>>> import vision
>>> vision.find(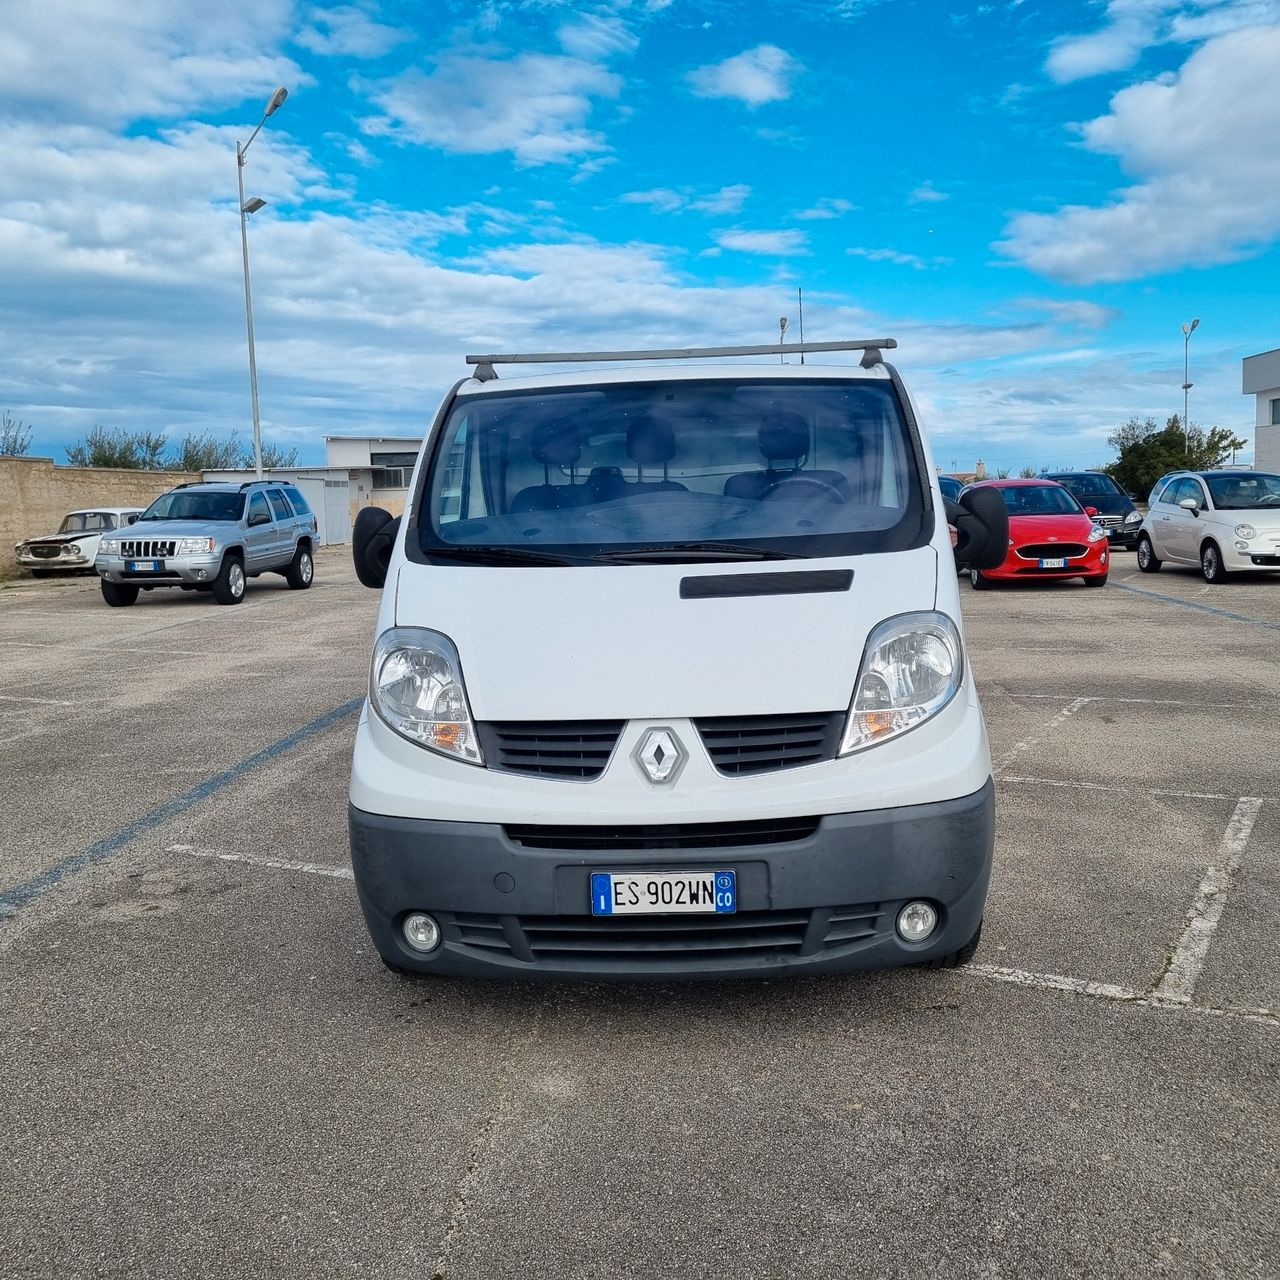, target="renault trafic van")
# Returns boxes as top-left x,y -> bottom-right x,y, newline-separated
348,340 -> 1008,979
